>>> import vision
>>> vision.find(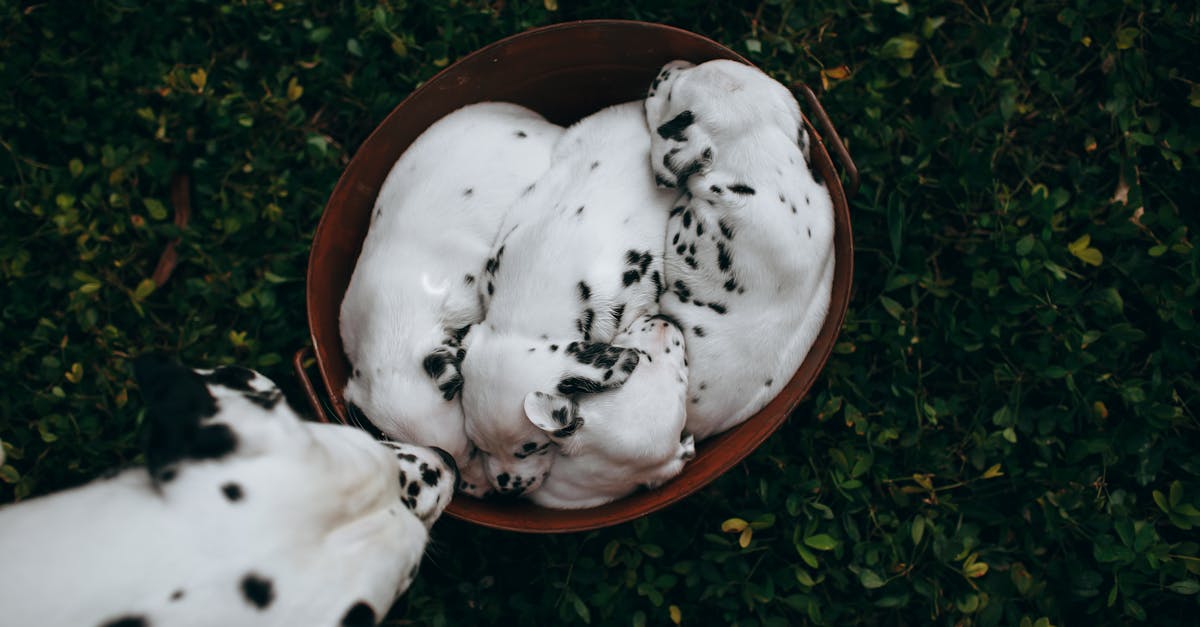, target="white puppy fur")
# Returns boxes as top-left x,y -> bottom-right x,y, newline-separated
645,60 -> 836,441
460,102 -> 676,496
339,102 -> 562,495
0,358 -> 454,627
527,314 -> 694,509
